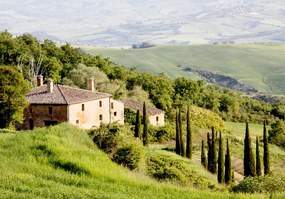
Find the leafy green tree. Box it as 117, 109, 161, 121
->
0, 66, 30, 128
0, 31, 19, 65
263, 121, 270, 175
268, 120, 285, 148
134, 110, 141, 138
201, 140, 207, 169
244, 122, 256, 177
218, 132, 224, 183
256, 136, 261, 176
225, 139, 232, 184
186, 106, 192, 159
142, 102, 148, 146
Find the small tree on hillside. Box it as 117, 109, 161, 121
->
218, 132, 224, 183
244, 122, 256, 177
207, 132, 212, 172
179, 108, 185, 157
256, 136, 262, 176
210, 127, 217, 174
175, 110, 181, 155
225, 139, 232, 184
142, 102, 148, 146
134, 109, 141, 138
186, 106, 192, 159
263, 120, 270, 175
201, 140, 207, 169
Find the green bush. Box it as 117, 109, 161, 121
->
148, 124, 176, 143
268, 120, 285, 148
113, 144, 144, 170
231, 174, 285, 193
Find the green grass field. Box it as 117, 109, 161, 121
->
0, 123, 284, 198
82, 44, 285, 95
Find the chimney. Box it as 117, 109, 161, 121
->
47, 79, 53, 93
87, 78, 94, 92
37, 75, 43, 86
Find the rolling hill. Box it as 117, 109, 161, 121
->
82, 44, 285, 95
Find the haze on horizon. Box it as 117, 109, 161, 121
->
1, 0, 285, 46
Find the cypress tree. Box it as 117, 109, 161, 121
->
201, 140, 207, 169
175, 110, 181, 155
179, 108, 185, 157
142, 102, 148, 146
211, 127, 217, 174
225, 139, 232, 184
134, 109, 141, 138
244, 122, 256, 177
207, 132, 212, 172
256, 136, 261, 176
218, 132, 224, 183
263, 120, 270, 175
186, 106, 192, 159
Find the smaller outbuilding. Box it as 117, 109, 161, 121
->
122, 99, 164, 126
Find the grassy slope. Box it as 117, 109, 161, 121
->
82, 44, 285, 94
0, 123, 276, 199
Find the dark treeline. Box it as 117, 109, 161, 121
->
1, 31, 284, 124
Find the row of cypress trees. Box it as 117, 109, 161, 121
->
244, 121, 270, 177
134, 102, 149, 146
175, 107, 193, 159
201, 128, 232, 184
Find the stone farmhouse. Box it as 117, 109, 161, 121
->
123, 99, 164, 126
23, 76, 124, 129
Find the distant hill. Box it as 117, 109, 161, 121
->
82, 44, 285, 95
1, 0, 285, 46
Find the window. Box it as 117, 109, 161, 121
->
99, 101, 102, 107
82, 104, 85, 111
111, 102, 114, 109
76, 120, 79, 124
114, 112, 117, 116
29, 107, 32, 113
99, 114, 103, 120
48, 107, 52, 115
156, 116, 159, 122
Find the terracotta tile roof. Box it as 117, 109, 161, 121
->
26, 84, 111, 105
122, 98, 164, 116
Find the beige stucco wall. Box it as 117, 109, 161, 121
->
68, 97, 111, 129
149, 113, 164, 126
23, 105, 68, 129
110, 99, 124, 125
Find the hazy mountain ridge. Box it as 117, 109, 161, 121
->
1, 0, 285, 46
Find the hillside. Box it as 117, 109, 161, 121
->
2, 0, 285, 46
0, 123, 282, 198
83, 44, 285, 95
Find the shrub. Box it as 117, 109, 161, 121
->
113, 143, 145, 170
268, 120, 285, 148
231, 174, 285, 193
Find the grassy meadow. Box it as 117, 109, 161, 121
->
82, 44, 285, 95
0, 123, 284, 198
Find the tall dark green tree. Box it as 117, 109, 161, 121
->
201, 140, 207, 169
211, 127, 217, 174
175, 110, 181, 155
134, 109, 141, 138
207, 132, 212, 172
0, 66, 30, 128
218, 132, 224, 183
179, 107, 185, 157
256, 136, 261, 176
225, 139, 232, 184
263, 120, 270, 175
142, 102, 148, 146
186, 106, 192, 159
244, 122, 256, 177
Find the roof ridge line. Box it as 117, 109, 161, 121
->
57, 85, 69, 104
